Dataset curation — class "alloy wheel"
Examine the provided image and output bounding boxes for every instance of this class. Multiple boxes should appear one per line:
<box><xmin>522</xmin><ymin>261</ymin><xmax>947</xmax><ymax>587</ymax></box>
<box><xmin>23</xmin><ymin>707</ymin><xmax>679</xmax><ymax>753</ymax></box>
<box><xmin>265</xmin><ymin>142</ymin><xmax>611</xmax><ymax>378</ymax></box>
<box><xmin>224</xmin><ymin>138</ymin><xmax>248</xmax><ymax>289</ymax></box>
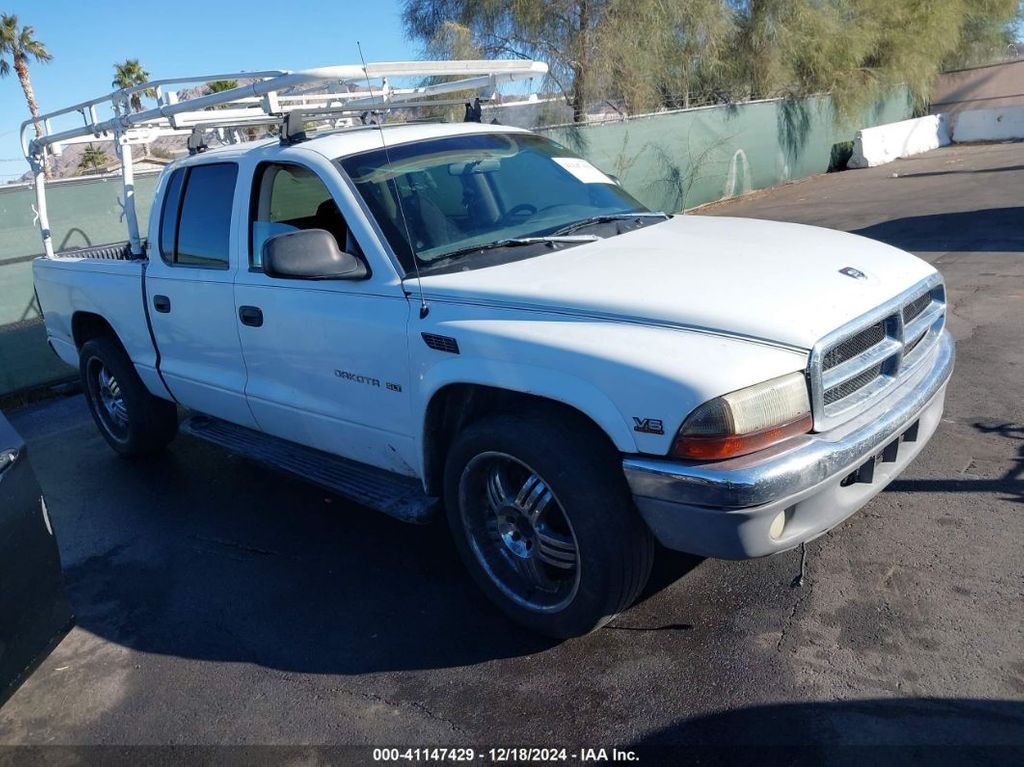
<box><xmin>459</xmin><ymin>452</ymin><xmax>581</xmax><ymax>613</ymax></box>
<box><xmin>89</xmin><ymin>359</ymin><xmax>129</xmax><ymax>441</ymax></box>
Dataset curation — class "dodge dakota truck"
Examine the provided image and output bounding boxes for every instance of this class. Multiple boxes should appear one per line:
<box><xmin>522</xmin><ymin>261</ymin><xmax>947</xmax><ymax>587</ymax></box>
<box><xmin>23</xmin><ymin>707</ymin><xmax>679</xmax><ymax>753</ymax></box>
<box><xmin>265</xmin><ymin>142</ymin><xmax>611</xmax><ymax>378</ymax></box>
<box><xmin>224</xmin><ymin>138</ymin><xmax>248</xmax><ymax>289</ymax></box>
<box><xmin>28</xmin><ymin>65</ymin><xmax>954</xmax><ymax>637</ymax></box>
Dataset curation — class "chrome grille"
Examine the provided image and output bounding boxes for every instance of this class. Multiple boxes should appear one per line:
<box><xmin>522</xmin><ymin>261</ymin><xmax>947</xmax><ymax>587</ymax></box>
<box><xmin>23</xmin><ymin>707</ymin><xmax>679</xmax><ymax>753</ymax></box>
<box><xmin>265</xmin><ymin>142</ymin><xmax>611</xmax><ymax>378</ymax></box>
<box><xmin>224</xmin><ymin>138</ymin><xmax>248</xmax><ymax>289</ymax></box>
<box><xmin>822</xmin><ymin>322</ymin><xmax>886</xmax><ymax>370</ymax></box>
<box><xmin>823</xmin><ymin>363</ymin><xmax>884</xmax><ymax>405</ymax></box>
<box><xmin>904</xmin><ymin>332</ymin><xmax>925</xmax><ymax>356</ymax></box>
<box><xmin>809</xmin><ymin>276</ymin><xmax>946</xmax><ymax>431</ymax></box>
<box><xmin>903</xmin><ymin>293</ymin><xmax>931</xmax><ymax>324</ymax></box>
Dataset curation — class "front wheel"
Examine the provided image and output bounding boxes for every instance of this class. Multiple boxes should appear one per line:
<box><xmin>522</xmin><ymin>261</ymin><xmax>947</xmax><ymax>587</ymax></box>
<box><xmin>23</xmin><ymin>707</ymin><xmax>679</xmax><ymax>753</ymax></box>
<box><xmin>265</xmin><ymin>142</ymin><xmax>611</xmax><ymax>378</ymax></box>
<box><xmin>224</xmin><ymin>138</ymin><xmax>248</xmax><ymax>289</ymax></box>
<box><xmin>80</xmin><ymin>336</ymin><xmax>178</xmax><ymax>457</ymax></box>
<box><xmin>444</xmin><ymin>409</ymin><xmax>654</xmax><ymax>637</ymax></box>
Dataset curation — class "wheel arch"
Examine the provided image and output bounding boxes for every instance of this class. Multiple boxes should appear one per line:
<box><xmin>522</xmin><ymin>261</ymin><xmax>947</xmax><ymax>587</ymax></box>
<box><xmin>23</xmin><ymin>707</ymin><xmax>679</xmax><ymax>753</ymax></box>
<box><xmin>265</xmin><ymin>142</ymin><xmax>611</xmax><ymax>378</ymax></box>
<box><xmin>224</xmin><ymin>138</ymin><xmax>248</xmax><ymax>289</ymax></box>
<box><xmin>70</xmin><ymin>310</ymin><xmax>173</xmax><ymax>402</ymax></box>
<box><xmin>71</xmin><ymin>311</ymin><xmax>122</xmax><ymax>351</ymax></box>
<box><xmin>420</xmin><ymin>379</ymin><xmax>635</xmax><ymax>497</ymax></box>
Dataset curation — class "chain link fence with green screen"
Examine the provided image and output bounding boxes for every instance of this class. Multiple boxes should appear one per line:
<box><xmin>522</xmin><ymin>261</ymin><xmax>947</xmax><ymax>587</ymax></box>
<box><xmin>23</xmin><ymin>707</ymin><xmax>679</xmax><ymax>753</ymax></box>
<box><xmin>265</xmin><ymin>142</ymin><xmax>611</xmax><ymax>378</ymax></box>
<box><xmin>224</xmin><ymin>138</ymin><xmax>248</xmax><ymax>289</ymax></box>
<box><xmin>0</xmin><ymin>173</ymin><xmax>160</xmax><ymax>396</ymax></box>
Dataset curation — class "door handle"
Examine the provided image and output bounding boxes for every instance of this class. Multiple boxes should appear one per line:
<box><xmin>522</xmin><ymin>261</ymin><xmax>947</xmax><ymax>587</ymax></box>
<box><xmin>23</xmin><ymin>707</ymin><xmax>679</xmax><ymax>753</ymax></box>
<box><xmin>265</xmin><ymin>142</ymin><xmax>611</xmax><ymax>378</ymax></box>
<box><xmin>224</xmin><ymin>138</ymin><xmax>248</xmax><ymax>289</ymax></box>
<box><xmin>153</xmin><ymin>295</ymin><xmax>171</xmax><ymax>313</ymax></box>
<box><xmin>238</xmin><ymin>305</ymin><xmax>264</xmax><ymax>327</ymax></box>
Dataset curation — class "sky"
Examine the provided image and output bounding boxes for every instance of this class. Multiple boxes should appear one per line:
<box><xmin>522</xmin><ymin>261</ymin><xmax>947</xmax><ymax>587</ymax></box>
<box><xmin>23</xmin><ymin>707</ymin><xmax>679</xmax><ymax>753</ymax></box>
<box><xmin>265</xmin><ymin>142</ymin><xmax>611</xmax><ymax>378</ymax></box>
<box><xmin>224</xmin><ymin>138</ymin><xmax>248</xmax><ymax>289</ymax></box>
<box><xmin>0</xmin><ymin>0</ymin><xmax>414</xmax><ymax>180</ymax></box>
<box><xmin>3</xmin><ymin>1</ymin><xmax>1021</xmax><ymax>180</ymax></box>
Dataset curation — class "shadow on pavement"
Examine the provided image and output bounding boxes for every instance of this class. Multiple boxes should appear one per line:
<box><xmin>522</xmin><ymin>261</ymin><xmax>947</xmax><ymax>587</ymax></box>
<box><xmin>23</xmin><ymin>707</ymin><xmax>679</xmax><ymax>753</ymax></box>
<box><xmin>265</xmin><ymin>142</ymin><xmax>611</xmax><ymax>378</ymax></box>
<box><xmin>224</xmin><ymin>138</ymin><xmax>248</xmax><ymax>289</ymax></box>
<box><xmin>629</xmin><ymin>697</ymin><xmax>1024</xmax><ymax>754</ymax></box>
<box><xmin>61</xmin><ymin>466</ymin><xmax>555</xmax><ymax>674</ymax></box>
<box><xmin>889</xmin><ymin>421</ymin><xmax>1023</xmax><ymax>504</ymax></box>
<box><xmin>853</xmin><ymin>207</ymin><xmax>1024</xmax><ymax>252</ymax></box>
<box><xmin>51</xmin><ymin>430</ymin><xmax>706</xmax><ymax>675</ymax></box>
<box><xmin>897</xmin><ymin>164</ymin><xmax>1024</xmax><ymax>179</ymax></box>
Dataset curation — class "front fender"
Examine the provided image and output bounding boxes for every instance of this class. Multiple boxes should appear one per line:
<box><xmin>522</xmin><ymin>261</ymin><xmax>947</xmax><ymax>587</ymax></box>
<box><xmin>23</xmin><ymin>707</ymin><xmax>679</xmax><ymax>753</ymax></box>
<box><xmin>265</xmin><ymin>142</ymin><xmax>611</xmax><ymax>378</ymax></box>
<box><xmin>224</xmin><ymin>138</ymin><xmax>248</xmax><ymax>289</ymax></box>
<box><xmin>410</xmin><ymin>309</ymin><xmax>810</xmax><ymax>472</ymax></box>
<box><xmin>418</xmin><ymin>356</ymin><xmax>639</xmax><ymax>452</ymax></box>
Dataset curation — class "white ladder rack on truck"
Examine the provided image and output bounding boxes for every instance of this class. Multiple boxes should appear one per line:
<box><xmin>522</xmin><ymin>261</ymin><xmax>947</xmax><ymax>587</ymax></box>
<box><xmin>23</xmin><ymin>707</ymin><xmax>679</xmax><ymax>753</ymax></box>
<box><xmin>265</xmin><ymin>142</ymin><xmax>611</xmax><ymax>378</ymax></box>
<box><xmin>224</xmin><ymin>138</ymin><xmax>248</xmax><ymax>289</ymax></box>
<box><xmin>21</xmin><ymin>59</ymin><xmax>548</xmax><ymax>259</ymax></box>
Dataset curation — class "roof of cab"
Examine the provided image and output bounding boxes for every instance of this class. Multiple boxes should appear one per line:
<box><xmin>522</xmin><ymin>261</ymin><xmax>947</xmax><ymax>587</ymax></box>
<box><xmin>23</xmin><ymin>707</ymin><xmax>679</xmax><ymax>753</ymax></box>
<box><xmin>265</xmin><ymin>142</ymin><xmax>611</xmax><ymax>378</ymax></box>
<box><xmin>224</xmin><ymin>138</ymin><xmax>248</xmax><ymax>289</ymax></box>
<box><xmin>304</xmin><ymin>121</ymin><xmax>531</xmax><ymax>160</ymax></box>
<box><xmin>182</xmin><ymin>121</ymin><xmax>531</xmax><ymax>165</ymax></box>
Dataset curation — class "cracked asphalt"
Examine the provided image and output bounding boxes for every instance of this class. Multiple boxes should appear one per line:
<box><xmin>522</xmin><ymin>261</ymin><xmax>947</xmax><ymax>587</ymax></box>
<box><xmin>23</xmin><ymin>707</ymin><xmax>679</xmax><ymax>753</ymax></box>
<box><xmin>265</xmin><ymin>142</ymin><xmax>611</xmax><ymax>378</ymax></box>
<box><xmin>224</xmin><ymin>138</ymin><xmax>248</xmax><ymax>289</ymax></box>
<box><xmin>0</xmin><ymin>142</ymin><xmax>1021</xmax><ymax>749</ymax></box>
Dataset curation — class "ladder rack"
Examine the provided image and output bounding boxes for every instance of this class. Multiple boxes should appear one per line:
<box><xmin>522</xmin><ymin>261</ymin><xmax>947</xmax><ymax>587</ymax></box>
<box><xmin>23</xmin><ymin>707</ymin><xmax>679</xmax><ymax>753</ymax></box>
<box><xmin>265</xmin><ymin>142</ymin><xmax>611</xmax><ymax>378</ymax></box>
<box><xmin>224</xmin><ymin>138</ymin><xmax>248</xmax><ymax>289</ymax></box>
<box><xmin>22</xmin><ymin>59</ymin><xmax>547</xmax><ymax>258</ymax></box>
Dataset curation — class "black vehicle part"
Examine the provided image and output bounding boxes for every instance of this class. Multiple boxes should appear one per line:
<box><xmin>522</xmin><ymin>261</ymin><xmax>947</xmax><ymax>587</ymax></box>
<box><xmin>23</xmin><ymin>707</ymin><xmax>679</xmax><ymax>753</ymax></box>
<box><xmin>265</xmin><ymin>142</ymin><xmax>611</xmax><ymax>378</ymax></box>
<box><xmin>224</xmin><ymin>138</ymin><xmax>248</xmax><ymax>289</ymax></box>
<box><xmin>181</xmin><ymin>415</ymin><xmax>438</xmax><ymax>524</ymax></box>
<box><xmin>79</xmin><ymin>336</ymin><xmax>178</xmax><ymax>456</ymax></box>
<box><xmin>0</xmin><ymin>413</ymin><xmax>73</xmax><ymax>708</ymax></box>
<box><xmin>444</xmin><ymin>407</ymin><xmax>654</xmax><ymax>637</ymax></box>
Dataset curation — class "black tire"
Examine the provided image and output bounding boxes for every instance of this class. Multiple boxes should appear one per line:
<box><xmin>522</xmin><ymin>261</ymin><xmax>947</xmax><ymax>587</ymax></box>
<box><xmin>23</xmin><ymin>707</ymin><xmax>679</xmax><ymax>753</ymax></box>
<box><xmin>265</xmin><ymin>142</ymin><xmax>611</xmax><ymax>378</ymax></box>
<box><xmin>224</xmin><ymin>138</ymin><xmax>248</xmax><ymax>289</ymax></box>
<box><xmin>444</xmin><ymin>407</ymin><xmax>654</xmax><ymax>638</ymax></box>
<box><xmin>80</xmin><ymin>336</ymin><xmax>178</xmax><ymax>457</ymax></box>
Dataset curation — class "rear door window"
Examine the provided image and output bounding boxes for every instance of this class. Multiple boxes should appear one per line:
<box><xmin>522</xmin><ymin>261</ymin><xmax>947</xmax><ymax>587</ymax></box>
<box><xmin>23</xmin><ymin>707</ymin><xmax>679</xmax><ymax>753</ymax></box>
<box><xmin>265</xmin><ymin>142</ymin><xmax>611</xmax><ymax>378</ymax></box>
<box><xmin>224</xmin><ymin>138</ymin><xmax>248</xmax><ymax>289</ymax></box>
<box><xmin>158</xmin><ymin>168</ymin><xmax>185</xmax><ymax>261</ymax></box>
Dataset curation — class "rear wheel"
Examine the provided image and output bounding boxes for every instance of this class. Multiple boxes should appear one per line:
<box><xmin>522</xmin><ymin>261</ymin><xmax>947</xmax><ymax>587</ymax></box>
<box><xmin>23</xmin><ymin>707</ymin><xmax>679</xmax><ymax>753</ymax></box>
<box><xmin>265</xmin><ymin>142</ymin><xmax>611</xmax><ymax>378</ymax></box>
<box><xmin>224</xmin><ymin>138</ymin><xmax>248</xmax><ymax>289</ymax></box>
<box><xmin>80</xmin><ymin>336</ymin><xmax>178</xmax><ymax>456</ymax></box>
<box><xmin>444</xmin><ymin>409</ymin><xmax>654</xmax><ymax>637</ymax></box>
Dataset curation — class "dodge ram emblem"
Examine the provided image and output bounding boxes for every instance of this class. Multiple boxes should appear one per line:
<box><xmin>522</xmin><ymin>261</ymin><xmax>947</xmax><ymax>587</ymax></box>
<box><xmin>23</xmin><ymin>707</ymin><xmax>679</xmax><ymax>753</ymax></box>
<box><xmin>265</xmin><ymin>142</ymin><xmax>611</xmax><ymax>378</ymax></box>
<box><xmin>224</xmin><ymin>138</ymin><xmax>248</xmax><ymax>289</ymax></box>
<box><xmin>839</xmin><ymin>266</ymin><xmax>868</xmax><ymax>280</ymax></box>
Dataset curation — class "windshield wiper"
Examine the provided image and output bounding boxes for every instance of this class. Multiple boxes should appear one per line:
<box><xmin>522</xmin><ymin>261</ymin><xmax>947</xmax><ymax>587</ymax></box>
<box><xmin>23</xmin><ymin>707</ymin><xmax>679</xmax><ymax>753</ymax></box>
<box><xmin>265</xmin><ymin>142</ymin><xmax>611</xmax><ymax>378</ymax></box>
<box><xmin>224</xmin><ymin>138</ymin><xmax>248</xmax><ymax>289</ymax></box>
<box><xmin>428</xmin><ymin>234</ymin><xmax>599</xmax><ymax>265</ymax></box>
<box><xmin>551</xmin><ymin>211</ymin><xmax>670</xmax><ymax>236</ymax></box>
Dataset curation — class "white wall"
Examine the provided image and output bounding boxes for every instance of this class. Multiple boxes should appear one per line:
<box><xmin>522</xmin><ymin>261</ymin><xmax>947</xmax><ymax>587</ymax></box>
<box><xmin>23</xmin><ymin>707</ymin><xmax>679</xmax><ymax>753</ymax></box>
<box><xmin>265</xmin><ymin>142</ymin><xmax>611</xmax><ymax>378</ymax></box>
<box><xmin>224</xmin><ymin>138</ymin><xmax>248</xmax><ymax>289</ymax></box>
<box><xmin>951</xmin><ymin>105</ymin><xmax>1024</xmax><ymax>142</ymax></box>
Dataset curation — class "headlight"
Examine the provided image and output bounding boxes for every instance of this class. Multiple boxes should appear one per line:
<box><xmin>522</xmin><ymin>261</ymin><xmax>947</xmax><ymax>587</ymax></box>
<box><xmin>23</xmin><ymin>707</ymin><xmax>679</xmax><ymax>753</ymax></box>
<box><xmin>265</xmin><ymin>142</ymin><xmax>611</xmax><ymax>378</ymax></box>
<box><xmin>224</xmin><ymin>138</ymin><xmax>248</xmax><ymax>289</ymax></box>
<box><xmin>671</xmin><ymin>372</ymin><xmax>812</xmax><ymax>460</ymax></box>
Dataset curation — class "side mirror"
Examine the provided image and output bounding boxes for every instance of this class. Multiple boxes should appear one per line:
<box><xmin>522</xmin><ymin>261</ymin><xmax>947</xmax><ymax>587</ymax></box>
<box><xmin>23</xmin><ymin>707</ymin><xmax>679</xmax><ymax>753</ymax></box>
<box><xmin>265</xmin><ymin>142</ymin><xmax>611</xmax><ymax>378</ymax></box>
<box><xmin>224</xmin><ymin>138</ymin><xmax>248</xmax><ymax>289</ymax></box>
<box><xmin>262</xmin><ymin>229</ymin><xmax>368</xmax><ymax>280</ymax></box>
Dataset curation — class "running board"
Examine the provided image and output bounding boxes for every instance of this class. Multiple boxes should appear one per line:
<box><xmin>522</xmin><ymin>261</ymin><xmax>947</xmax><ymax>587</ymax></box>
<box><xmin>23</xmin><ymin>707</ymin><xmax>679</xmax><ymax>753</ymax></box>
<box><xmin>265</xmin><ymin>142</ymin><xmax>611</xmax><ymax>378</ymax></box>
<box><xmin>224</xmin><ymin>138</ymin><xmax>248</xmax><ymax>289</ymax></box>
<box><xmin>181</xmin><ymin>415</ymin><xmax>437</xmax><ymax>524</ymax></box>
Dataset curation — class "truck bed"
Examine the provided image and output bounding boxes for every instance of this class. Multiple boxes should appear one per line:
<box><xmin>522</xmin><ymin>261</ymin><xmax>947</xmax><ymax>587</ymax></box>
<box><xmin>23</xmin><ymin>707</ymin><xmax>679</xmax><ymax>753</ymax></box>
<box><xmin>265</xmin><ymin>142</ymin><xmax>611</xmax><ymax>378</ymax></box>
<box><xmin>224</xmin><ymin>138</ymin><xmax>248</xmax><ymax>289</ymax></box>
<box><xmin>50</xmin><ymin>240</ymin><xmax>145</xmax><ymax>262</ymax></box>
<box><xmin>32</xmin><ymin>248</ymin><xmax>163</xmax><ymax>396</ymax></box>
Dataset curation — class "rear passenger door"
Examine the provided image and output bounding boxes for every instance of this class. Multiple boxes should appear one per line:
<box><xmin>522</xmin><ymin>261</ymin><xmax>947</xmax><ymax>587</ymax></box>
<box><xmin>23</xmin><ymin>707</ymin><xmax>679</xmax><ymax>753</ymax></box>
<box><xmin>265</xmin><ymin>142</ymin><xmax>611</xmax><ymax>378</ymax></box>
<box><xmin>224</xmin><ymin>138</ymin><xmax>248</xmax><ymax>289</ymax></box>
<box><xmin>145</xmin><ymin>161</ymin><xmax>258</xmax><ymax>428</ymax></box>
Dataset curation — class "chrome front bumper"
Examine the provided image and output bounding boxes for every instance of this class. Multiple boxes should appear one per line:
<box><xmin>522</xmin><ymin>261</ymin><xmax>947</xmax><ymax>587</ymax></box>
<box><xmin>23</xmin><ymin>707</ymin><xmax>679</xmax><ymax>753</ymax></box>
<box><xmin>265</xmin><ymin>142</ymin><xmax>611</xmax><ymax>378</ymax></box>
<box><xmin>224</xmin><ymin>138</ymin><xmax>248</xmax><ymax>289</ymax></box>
<box><xmin>623</xmin><ymin>330</ymin><xmax>955</xmax><ymax>559</ymax></box>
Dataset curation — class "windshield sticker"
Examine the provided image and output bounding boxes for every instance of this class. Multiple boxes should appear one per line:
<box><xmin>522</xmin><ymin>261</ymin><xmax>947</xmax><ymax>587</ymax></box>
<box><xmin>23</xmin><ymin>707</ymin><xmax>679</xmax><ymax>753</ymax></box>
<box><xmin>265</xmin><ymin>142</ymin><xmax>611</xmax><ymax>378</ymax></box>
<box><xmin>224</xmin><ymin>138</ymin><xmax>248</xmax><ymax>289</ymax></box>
<box><xmin>553</xmin><ymin>157</ymin><xmax>614</xmax><ymax>185</ymax></box>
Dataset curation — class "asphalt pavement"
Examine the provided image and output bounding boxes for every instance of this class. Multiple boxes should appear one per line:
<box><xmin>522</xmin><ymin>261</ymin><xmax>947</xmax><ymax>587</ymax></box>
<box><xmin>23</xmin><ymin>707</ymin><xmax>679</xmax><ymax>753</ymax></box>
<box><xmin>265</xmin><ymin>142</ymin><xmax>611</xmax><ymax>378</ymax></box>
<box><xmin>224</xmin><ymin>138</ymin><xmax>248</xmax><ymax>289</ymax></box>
<box><xmin>0</xmin><ymin>141</ymin><xmax>1021</xmax><ymax>752</ymax></box>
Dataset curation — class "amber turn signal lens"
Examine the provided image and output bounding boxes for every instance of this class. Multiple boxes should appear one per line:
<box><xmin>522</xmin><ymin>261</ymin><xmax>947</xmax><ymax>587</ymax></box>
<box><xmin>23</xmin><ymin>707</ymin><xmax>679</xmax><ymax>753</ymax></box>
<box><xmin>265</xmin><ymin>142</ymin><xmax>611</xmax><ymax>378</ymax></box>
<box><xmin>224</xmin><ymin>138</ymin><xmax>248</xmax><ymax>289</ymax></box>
<box><xmin>672</xmin><ymin>413</ymin><xmax>813</xmax><ymax>461</ymax></box>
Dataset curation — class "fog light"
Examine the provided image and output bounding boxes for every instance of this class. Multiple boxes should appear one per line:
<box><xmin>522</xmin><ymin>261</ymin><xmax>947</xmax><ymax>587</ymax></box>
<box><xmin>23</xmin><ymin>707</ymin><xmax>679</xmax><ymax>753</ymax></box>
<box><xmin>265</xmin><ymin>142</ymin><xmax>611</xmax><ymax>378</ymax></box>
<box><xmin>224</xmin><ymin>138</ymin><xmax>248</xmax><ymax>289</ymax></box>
<box><xmin>769</xmin><ymin>510</ymin><xmax>787</xmax><ymax>540</ymax></box>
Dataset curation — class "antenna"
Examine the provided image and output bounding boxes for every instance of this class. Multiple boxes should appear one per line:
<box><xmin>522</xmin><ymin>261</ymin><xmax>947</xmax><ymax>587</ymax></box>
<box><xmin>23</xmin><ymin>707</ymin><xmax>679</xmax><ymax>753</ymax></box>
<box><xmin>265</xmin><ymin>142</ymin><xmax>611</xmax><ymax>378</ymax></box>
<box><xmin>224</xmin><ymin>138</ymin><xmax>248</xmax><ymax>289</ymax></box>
<box><xmin>357</xmin><ymin>41</ymin><xmax>430</xmax><ymax>320</ymax></box>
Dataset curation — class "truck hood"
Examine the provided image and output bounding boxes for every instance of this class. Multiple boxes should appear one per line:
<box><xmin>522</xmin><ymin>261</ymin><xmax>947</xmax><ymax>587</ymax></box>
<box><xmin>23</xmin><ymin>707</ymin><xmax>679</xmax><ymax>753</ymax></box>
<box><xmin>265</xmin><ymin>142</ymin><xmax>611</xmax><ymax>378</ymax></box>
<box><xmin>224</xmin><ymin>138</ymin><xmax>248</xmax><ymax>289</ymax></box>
<box><xmin>414</xmin><ymin>215</ymin><xmax>937</xmax><ymax>350</ymax></box>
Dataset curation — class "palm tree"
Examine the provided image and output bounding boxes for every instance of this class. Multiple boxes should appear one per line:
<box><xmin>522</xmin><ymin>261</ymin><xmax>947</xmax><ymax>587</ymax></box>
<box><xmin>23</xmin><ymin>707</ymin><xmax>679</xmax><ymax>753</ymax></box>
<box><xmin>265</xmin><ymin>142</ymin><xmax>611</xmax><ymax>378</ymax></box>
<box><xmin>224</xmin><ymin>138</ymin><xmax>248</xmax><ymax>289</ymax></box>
<box><xmin>112</xmin><ymin>58</ymin><xmax>155</xmax><ymax>112</ymax></box>
<box><xmin>206</xmin><ymin>79</ymin><xmax>239</xmax><ymax>94</ymax></box>
<box><xmin>77</xmin><ymin>143</ymin><xmax>109</xmax><ymax>174</ymax></box>
<box><xmin>0</xmin><ymin>15</ymin><xmax>53</xmax><ymax>175</ymax></box>
<box><xmin>206</xmin><ymin>79</ymin><xmax>240</xmax><ymax>114</ymax></box>
<box><xmin>113</xmin><ymin>58</ymin><xmax>157</xmax><ymax>159</ymax></box>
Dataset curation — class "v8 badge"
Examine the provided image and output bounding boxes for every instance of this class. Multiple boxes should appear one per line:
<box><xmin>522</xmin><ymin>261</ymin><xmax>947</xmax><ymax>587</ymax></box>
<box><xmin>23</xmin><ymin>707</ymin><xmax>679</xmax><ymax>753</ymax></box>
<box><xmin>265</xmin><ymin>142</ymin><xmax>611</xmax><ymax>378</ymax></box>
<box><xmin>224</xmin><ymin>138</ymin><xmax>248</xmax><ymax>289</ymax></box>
<box><xmin>633</xmin><ymin>417</ymin><xmax>664</xmax><ymax>435</ymax></box>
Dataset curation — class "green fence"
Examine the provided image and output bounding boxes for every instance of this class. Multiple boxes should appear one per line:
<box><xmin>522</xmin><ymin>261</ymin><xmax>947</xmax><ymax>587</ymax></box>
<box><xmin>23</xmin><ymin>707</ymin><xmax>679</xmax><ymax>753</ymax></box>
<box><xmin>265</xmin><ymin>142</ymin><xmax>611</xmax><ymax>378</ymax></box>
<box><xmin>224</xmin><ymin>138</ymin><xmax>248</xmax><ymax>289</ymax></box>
<box><xmin>0</xmin><ymin>174</ymin><xmax>161</xmax><ymax>396</ymax></box>
<box><xmin>540</xmin><ymin>92</ymin><xmax>911</xmax><ymax>213</ymax></box>
<box><xmin>0</xmin><ymin>91</ymin><xmax>911</xmax><ymax>397</ymax></box>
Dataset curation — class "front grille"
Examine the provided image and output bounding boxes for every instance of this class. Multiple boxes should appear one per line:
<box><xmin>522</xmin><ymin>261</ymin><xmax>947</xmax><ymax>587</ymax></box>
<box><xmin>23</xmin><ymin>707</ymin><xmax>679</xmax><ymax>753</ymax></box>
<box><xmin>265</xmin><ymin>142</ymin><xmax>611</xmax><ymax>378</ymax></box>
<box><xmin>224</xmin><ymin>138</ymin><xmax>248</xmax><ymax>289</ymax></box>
<box><xmin>823</xmin><ymin>363</ymin><xmax>883</xmax><ymax>405</ymax></box>
<box><xmin>810</xmin><ymin>277</ymin><xmax>945</xmax><ymax>430</ymax></box>
<box><xmin>904</xmin><ymin>332</ymin><xmax>925</xmax><ymax>356</ymax></box>
<box><xmin>822</xmin><ymin>322</ymin><xmax>885</xmax><ymax>370</ymax></box>
<box><xmin>903</xmin><ymin>292</ymin><xmax>931</xmax><ymax>324</ymax></box>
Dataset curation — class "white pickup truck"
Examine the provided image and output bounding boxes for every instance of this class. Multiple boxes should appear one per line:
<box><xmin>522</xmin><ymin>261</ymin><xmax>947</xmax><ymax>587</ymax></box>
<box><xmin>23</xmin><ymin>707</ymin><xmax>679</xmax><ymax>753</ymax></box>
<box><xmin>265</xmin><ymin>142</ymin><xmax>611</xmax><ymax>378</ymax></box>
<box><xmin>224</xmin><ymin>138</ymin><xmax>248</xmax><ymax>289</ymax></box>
<box><xmin>28</xmin><ymin>65</ymin><xmax>953</xmax><ymax>637</ymax></box>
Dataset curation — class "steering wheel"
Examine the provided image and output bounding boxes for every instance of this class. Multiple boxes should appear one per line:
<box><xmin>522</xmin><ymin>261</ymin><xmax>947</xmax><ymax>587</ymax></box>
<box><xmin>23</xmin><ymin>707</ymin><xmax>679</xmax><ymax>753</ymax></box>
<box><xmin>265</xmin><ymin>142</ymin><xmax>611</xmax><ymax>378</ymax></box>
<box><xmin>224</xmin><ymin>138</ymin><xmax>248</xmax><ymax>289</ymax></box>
<box><xmin>501</xmin><ymin>203</ymin><xmax>538</xmax><ymax>224</ymax></box>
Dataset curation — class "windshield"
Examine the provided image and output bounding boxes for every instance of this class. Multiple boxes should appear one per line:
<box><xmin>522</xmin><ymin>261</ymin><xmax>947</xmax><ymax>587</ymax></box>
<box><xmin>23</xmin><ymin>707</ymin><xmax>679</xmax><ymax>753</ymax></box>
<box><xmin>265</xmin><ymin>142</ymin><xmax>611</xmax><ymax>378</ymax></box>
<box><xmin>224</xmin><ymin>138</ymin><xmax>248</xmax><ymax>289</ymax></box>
<box><xmin>337</xmin><ymin>132</ymin><xmax>650</xmax><ymax>273</ymax></box>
